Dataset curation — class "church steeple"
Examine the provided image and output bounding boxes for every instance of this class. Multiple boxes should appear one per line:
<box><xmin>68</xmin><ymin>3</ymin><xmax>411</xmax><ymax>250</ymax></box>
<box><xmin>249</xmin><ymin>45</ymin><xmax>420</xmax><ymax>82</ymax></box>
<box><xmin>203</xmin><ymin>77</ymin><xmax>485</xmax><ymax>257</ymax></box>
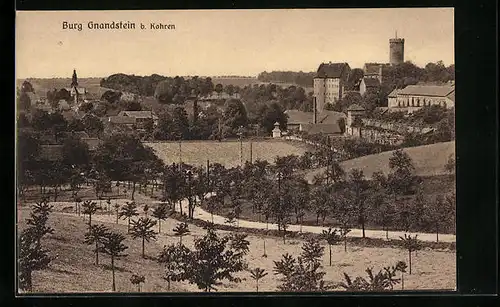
<box><xmin>71</xmin><ymin>69</ymin><xmax>78</xmax><ymax>87</ymax></box>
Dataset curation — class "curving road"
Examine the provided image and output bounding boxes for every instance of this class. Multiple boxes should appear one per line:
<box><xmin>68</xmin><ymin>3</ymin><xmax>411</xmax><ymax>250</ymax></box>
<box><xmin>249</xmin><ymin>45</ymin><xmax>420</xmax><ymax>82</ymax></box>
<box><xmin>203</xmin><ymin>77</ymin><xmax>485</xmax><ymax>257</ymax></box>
<box><xmin>172</xmin><ymin>195</ymin><xmax>456</xmax><ymax>243</ymax></box>
<box><xmin>38</xmin><ymin>192</ymin><xmax>456</xmax><ymax>243</ymax></box>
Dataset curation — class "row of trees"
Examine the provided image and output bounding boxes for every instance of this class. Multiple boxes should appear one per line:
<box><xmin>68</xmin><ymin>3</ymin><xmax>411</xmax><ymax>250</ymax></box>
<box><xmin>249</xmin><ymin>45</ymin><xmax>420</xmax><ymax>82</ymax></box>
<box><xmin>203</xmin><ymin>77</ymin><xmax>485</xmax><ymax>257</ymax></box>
<box><xmin>19</xmin><ymin>127</ymin><xmax>455</xmax><ymax>248</ymax></box>
<box><xmin>197</xmin><ymin>148</ymin><xmax>455</xmax><ymax>243</ymax></box>
<box><xmin>100</xmin><ymin>74</ymin><xmax>217</xmax><ymax>102</ymax></box>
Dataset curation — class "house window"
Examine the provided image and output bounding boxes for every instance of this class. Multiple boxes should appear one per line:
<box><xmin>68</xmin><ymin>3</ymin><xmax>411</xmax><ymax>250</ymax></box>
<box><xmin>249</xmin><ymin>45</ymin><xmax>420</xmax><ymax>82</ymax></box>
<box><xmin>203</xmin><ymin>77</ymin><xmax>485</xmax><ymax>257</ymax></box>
<box><xmin>443</xmin><ymin>101</ymin><xmax>447</xmax><ymax>108</ymax></box>
<box><xmin>398</xmin><ymin>101</ymin><xmax>401</xmax><ymax>107</ymax></box>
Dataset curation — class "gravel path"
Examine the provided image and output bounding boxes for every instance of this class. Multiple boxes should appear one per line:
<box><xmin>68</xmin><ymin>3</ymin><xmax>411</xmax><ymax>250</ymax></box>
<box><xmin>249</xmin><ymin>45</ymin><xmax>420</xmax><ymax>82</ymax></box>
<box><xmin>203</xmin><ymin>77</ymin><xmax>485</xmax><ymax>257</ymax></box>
<box><xmin>46</xmin><ymin>192</ymin><xmax>456</xmax><ymax>243</ymax></box>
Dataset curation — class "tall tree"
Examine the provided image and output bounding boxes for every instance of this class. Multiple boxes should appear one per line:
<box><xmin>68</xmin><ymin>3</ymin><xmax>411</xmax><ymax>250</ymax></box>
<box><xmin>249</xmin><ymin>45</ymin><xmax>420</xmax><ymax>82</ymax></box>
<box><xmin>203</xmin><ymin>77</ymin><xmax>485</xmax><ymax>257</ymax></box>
<box><xmin>172</xmin><ymin>222</ymin><xmax>190</xmax><ymax>245</ymax></box>
<box><xmin>169</xmin><ymin>228</ymin><xmax>249</xmax><ymax>292</ymax></box>
<box><xmin>18</xmin><ymin>229</ymin><xmax>51</xmax><ymax>292</ymax></box>
<box><xmin>321</xmin><ymin>228</ymin><xmax>342</xmax><ymax>266</ymax></box>
<box><xmin>273</xmin><ymin>238</ymin><xmax>327</xmax><ymax>292</ymax></box>
<box><xmin>151</xmin><ymin>204</ymin><xmax>169</xmax><ymax>233</ymax></box>
<box><xmin>249</xmin><ymin>267</ymin><xmax>268</xmax><ymax>292</ymax></box>
<box><xmin>222</xmin><ymin>99</ymin><xmax>248</xmax><ymax>136</ymax></box>
<box><xmin>81</xmin><ymin>201</ymin><xmax>100</xmax><ymax>229</ymax></box>
<box><xmin>84</xmin><ymin>224</ymin><xmax>109</xmax><ymax>265</ymax></box>
<box><xmin>101</xmin><ymin>232</ymin><xmax>128</xmax><ymax>292</ymax></box>
<box><xmin>119</xmin><ymin>201</ymin><xmax>139</xmax><ymax>233</ymax></box>
<box><xmin>399</xmin><ymin>234</ymin><xmax>421</xmax><ymax>274</ymax></box>
<box><xmin>388</xmin><ymin>149</ymin><xmax>419</xmax><ymax>196</ymax></box>
<box><xmin>157</xmin><ymin>243</ymin><xmax>191</xmax><ymax>291</ymax></box>
<box><xmin>349</xmin><ymin>169</ymin><xmax>369</xmax><ymax>238</ymax></box>
<box><xmin>129</xmin><ymin>217</ymin><xmax>157</xmax><ymax>258</ymax></box>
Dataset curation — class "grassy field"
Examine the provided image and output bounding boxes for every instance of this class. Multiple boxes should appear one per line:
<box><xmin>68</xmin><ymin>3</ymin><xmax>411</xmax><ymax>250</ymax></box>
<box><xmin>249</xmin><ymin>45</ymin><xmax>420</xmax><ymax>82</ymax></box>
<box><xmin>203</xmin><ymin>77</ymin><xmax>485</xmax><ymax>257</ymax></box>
<box><xmin>306</xmin><ymin>141</ymin><xmax>456</xmax><ymax>182</ymax></box>
<box><xmin>17</xmin><ymin>207</ymin><xmax>185</xmax><ymax>293</ymax></box>
<box><xmin>145</xmin><ymin>140</ymin><xmax>310</xmax><ymax>168</ymax></box>
<box><xmin>18</xmin><ymin>195</ymin><xmax>456</xmax><ymax>293</ymax></box>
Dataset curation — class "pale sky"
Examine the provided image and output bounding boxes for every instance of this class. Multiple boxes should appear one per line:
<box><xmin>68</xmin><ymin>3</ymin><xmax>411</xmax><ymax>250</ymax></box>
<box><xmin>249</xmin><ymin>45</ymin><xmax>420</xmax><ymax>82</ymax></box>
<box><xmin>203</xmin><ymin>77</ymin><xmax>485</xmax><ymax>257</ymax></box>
<box><xmin>16</xmin><ymin>8</ymin><xmax>454</xmax><ymax>79</ymax></box>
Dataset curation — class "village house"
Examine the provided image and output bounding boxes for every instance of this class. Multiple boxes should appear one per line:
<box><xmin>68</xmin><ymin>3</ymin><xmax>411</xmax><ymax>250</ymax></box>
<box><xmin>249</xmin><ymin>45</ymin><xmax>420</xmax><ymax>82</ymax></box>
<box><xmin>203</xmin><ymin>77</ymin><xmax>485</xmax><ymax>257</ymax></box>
<box><xmin>313</xmin><ymin>62</ymin><xmax>351</xmax><ymax>112</ymax></box>
<box><xmin>285</xmin><ymin>109</ymin><xmax>345</xmax><ymax>136</ymax></box>
<box><xmin>388</xmin><ymin>84</ymin><xmax>455</xmax><ymax>113</ymax></box>
<box><xmin>108</xmin><ymin>115</ymin><xmax>137</xmax><ymax>127</ymax></box>
<box><xmin>117</xmin><ymin>110</ymin><xmax>159</xmax><ymax>127</ymax></box>
<box><xmin>359</xmin><ymin>78</ymin><xmax>381</xmax><ymax>96</ymax></box>
<box><xmin>199</xmin><ymin>92</ymin><xmax>241</xmax><ymax>101</ymax></box>
<box><xmin>344</xmin><ymin>104</ymin><xmax>365</xmax><ymax>138</ymax></box>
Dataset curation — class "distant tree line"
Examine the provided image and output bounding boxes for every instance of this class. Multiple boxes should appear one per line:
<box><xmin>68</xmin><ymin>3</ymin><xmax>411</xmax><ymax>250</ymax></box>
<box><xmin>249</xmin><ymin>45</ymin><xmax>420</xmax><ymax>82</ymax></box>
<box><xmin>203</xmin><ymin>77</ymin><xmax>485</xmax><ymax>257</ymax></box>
<box><xmin>100</xmin><ymin>74</ymin><xmax>216</xmax><ymax>102</ymax></box>
<box><xmin>257</xmin><ymin>71</ymin><xmax>316</xmax><ymax>88</ymax></box>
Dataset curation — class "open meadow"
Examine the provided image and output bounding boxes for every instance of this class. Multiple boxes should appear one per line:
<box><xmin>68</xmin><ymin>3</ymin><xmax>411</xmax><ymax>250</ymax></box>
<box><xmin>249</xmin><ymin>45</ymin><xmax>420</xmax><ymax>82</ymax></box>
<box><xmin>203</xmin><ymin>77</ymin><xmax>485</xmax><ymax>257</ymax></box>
<box><xmin>306</xmin><ymin>141</ymin><xmax>456</xmax><ymax>182</ymax></box>
<box><xmin>144</xmin><ymin>140</ymin><xmax>310</xmax><ymax>168</ymax></box>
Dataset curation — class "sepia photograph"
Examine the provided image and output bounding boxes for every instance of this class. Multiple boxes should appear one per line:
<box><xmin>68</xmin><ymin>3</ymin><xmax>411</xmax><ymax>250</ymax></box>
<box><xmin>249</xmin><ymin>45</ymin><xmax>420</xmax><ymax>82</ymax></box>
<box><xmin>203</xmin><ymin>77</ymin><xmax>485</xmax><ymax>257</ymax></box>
<box><xmin>15</xmin><ymin>8</ymin><xmax>456</xmax><ymax>293</ymax></box>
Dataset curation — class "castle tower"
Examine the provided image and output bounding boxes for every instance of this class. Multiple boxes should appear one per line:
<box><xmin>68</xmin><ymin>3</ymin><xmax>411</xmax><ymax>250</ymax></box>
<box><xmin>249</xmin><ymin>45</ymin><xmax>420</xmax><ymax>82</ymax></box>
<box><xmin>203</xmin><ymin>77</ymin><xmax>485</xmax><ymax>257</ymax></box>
<box><xmin>389</xmin><ymin>32</ymin><xmax>405</xmax><ymax>66</ymax></box>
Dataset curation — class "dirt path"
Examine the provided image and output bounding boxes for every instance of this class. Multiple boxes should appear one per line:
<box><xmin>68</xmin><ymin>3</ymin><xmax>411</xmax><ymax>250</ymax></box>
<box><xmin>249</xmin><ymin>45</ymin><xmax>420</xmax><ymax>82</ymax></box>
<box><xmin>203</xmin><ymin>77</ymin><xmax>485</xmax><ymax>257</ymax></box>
<box><xmin>175</xmin><ymin>197</ymin><xmax>456</xmax><ymax>243</ymax></box>
<box><xmin>45</xmin><ymin>189</ymin><xmax>455</xmax><ymax>243</ymax></box>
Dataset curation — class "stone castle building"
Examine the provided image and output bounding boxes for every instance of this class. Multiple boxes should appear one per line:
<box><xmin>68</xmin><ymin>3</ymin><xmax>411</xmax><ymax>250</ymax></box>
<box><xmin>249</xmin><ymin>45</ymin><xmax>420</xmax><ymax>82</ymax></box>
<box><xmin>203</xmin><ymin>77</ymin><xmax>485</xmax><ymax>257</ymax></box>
<box><xmin>313</xmin><ymin>62</ymin><xmax>351</xmax><ymax>113</ymax></box>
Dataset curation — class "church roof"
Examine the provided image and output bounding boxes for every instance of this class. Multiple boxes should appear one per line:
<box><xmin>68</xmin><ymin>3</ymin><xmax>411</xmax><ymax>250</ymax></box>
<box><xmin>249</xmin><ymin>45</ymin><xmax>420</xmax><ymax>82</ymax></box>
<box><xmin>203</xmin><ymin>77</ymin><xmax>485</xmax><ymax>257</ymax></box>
<box><xmin>315</xmin><ymin>62</ymin><xmax>350</xmax><ymax>79</ymax></box>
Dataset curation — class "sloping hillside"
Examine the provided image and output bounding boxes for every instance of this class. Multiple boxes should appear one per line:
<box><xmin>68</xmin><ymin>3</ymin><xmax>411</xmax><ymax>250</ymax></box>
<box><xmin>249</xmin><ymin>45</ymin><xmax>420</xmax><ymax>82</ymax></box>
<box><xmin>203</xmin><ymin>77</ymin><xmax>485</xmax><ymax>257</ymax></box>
<box><xmin>306</xmin><ymin>141</ymin><xmax>455</xmax><ymax>182</ymax></box>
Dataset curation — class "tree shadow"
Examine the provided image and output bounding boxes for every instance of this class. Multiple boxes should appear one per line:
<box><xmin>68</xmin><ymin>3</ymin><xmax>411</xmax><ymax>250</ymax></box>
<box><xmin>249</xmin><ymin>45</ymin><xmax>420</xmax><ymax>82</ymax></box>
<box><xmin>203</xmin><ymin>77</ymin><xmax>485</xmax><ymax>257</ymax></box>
<box><xmin>101</xmin><ymin>264</ymin><xmax>131</xmax><ymax>273</ymax></box>
<box><xmin>47</xmin><ymin>267</ymin><xmax>79</xmax><ymax>275</ymax></box>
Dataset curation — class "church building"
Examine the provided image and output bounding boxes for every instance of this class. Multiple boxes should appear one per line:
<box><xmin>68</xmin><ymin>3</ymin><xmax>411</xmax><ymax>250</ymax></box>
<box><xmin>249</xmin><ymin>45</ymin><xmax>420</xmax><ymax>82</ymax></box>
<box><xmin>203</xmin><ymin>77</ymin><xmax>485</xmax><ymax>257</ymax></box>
<box><xmin>65</xmin><ymin>69</ymin><xmax>88</xmax><ymax>104</ymax></box>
